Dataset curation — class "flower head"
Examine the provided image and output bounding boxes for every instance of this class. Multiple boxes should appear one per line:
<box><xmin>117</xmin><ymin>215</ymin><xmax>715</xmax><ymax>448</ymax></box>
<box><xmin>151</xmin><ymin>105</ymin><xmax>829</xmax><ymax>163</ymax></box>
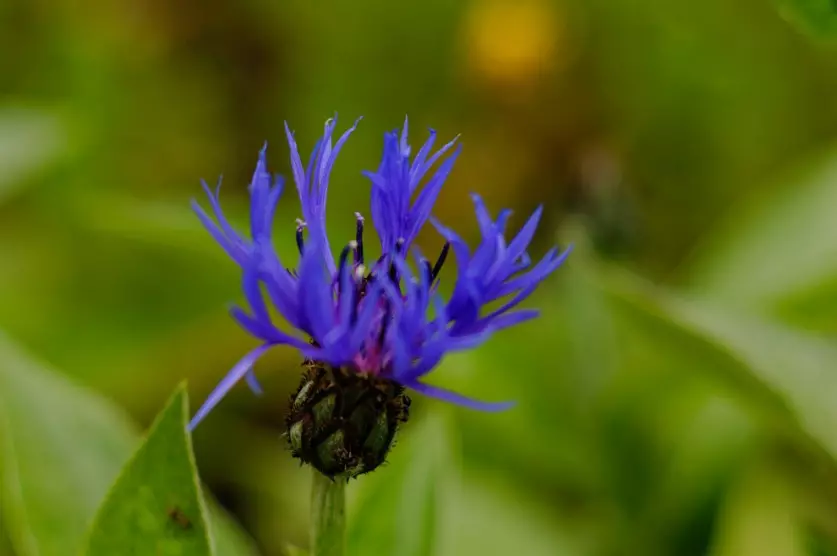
<box><xmin>190</xmin><ymin>116</ymin><xmax>569</xmax><ymax>475</ymax></box>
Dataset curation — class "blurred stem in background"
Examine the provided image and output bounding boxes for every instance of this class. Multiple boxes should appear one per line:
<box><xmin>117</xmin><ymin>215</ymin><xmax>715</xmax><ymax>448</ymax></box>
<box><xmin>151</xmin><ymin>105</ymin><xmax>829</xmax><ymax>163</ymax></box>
<box><xmin>311</xmin><ymin>471</ymin><xmax>345</xmax><ymax>556</ymax></box>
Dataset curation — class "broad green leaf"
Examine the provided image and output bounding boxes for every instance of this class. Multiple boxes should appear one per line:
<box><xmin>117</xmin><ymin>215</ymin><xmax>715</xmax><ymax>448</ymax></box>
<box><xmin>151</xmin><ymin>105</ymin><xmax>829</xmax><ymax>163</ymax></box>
<box><xmin>284</xmin><ymin>544</ymin><xmax>309</xmax><ymax>556</ymax></box>
<box><xmin>0</xmin><ymin>108</ymin><xmax>67</xmax><ymax>204</ymax></box>
<box><xmin>687</xmin><ymin>148</ymin><xmax>837</xmax><ymax>320</ymax></box>
<box><xmin>82</xmin><ymin>385</ymin><xmax>212</xmax><ymax>555</ymax></box>
<box><xmin>603</xmin><ymin>269</ymin><xmax>837</xmax><ymax>463</ymax></box>
<box><xmin>0</xmin><ymin>333</ymin><xmax>138</xmax><ymax>556</ymax></box>
<box><xmin>0</xmin><ymin>333</ymin><xmax>258</xmax><ymax>556</ymax></box>
<box><xmin>347</xmin><ymin>411</ymin><xmax>451</xmax><ymax>556</ymax></box>
<box><xmin>775</xmin><ymin>0</ymin><xmax>837</xmax><ymax>40</ymax></box>
<box><xmin>664</xmin><ymin>296</ymin><xmax>837</xmax><ymax>459</ymax></box>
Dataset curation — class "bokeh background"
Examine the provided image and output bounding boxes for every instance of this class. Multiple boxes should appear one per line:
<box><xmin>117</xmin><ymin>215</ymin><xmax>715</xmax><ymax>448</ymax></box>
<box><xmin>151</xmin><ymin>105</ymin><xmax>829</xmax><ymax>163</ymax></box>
<box><xmin>4</xmin><ymin>0</ymin><xmax>837</xmax><ymax>555</ymax></box>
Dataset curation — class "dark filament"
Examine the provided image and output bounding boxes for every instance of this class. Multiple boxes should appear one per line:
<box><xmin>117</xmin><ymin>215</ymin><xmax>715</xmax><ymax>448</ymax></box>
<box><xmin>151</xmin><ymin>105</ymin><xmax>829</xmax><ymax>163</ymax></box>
<box><xmin>431</xmin><ymin>242</ymin><xmax>450</xmax><ymax>281</ymax></box>
<box><xmin>355</xmin><ymin>213</ymin><xmax>365</xmax><ymax>264</ymax></box>
<box><xmin>338</xmin><ymin>242</ymin><xmax>353</xmax><ymax>274</ymax></box>
<box><xmin>377</xmin><ymin>303</ymin><xmax>391</xmax><ymax>348</ymax></box>
<box><xmin>290</xmin><ymin>220</ymin><xmax>451</xmax><ymax>351</ymax></box>
<box><xmin>336</xmin><ymin>242</ymin><xmax>354</xmax><ymax>299</ymax></box>
<box><xmin>295</xmin><ymin>220</ymin><xmax>305</xmax><ymax>254</ymax></box>
<box><xmin>349</xmin><ymin>281</ymin><xmax>361</xmax><ymax>327</ymax></box>
<box><xmin>388</xmin><ymin>238</ymin><xmax>405</xmax><ymax>284</ymax></box>
<box><xmin>422</xmin><ymin>259</ymin><xmax>433</xmax><ymax>281</ymax></box>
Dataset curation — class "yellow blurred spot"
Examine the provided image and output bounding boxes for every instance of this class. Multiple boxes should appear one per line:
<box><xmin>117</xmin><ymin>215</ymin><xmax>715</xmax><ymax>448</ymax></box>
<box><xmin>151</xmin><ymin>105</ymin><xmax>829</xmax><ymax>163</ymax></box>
<box><xmin>428</xmin><ymin>126</ymin><xmax>538</xmax><ymax>238</ymax></box>
<box><xmin>464</xmin><ymin>0</ymin><xmax>566</xmax><ymax>90</ymax></box>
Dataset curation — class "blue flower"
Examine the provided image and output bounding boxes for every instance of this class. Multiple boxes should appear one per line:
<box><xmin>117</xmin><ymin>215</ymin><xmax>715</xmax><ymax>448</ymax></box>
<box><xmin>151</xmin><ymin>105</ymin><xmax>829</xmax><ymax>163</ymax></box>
<box><xmin>189</xmin><ymin>116</ymin><xmax>570</xmax><ymax>430</ymax></box>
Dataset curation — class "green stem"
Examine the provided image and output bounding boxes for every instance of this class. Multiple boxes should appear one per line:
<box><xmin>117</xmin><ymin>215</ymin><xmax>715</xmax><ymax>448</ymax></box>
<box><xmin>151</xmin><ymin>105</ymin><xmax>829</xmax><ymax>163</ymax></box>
<box><xmin>310</xmin><ymin>471</ymin><xmax>346</xmax><ymax>556</ymax></box>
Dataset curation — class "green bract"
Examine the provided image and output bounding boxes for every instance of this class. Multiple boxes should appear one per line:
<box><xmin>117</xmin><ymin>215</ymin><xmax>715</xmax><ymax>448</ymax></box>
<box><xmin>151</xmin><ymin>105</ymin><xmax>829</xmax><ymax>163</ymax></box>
<box><xmin>287</xmin><ymin>363</ymin><xmax>410</xmax><ymax>479</ymax></box>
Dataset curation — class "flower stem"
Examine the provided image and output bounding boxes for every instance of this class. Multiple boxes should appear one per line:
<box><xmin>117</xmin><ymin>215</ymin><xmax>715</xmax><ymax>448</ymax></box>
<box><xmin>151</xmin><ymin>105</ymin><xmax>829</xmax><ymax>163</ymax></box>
<box><xmin>310</xmin><ymin>471</ymin><xmax>346</xmax><ymax>556</ymax></box>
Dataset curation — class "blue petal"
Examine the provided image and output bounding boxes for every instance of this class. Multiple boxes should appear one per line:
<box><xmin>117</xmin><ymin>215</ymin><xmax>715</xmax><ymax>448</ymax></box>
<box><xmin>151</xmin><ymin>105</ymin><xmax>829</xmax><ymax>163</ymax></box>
<box><xmin>485</xmin><ymin>309</ymin><xmax>540</xmax><ymax>332</ymax></box>
<box><xmin>390</xmin><ymin>326</ymin><xmax>411</xmax><ymax>379</ymax></box>
<box><xmin>260</xmin><ymin>174</ymin><xmax>285</xmax><ymax>243</ymax></box>
<box><xmin>405</xmin><ymin>381</ymin><xmax>515</xmax><ymax>412</ymax></box>
<box><xmin>188</xmin><ymin>344</ymin><xmax>274</xmax><ymax>430</ymax></box>
<box><xmin>470</xmin><ymin>193</ymin><xmax>495</xmax><ymax>236</ymax></box>
<box><xmin>249</xmin><ymin>145</ymin><xmax>271</xmax><ymax>240</ymax></box>
<box><xmin>297</xmin><ymin>237</ymin><xmax>334</xmax><ymax>341</ymax></box>
<box><xmin>284</xmin><ymin>122</ymin><xmax>308</xmax><ymax>209</ymax></box>
<box><xmin>412</xmin><ymin>134</ymin><xmax>459</xmax><ymax>191</ymax></box>
<box><xmin>492</xmin><ymin>245</ymin><xmax>572</xmax><ymax>301</ymax></box>
<box><xmin>229</xmin><ymin>306</ymin><xmax>308</xmax><ymax>348</ymax></box>
<box><xmin>366</xmin><ymin>124</ymin><xmax>460</xmax><ymax>253</ymax></box>
<box><xmin>245</xmin><ymin>369</ymin><xmax>264</xmax><ymax>396</ymax></box>
<box><xmin>241</xmin><ymin>253</ymin><xmax>305</xmax><ymax>340</ymax></box>
<box><xmin>191</xmin><ymin>199</ymin><xmax>247</xmax><ymax>265</ymax></box>
<box><xmin>408</xmin><ymin>129</ymin><xmax>436</xmax><ymax>188</ymax></box>
<box><xmin>399</xmin><ymin>115</ymin><xmax>411</xmax><ymax>157</ymax></box>
<box><xmin>505</xmin><ymin>204</ymin><xmax>543</xmax><ymax>263</ymax></box>
<box><xmin>405</xmin><ymin>144</ymin><xmax>461</xmax><ymax>244</ymax></box>
<box><xmin>349</xmin><ymin>281</ymin><xmax>384</xmax><ymax>352</ymax></box>
<box><xmin>201</xmin><ymin>178</ymin><xmax>240</xmax><ymax>243</ymax></box>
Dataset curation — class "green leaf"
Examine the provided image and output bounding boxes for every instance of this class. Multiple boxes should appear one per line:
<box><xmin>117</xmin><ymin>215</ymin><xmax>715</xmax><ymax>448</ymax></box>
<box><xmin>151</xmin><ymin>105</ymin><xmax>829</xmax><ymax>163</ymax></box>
<box><xmin>687</xmin><ymin>148</ymin><xmax>837</xmax><ymax>321</ymax></box>
<box><xmin>662</xmin><ymin>296</ymin><xmax>837</xmax><ymax>460</ymax></box>
<box><xmin>0</xmin><ymin>333</ymin><xmax>138</xmax><ymax>556</ymax></box>
<box><xmin>0</xmin><ymin>333</ymin><xmax>258</xmax><ymax>556</ymax></box>
<box><xmin>603</xmin><ymin>269</ymin><xmax>837</xmax><ymax>463</ymax></box>
<box><xmin>775</xmin><ymin>0</ymin><xmax>837</xmax><ymax>40</ymax></box>
<box><xmin>82</xmin><ymin>385</ymin><xmax>212</xmax><ymax>555</ymax></box>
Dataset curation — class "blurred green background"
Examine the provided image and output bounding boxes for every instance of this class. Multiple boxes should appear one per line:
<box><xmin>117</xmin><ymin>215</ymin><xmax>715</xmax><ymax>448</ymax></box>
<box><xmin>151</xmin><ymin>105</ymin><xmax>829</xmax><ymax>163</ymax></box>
<box><xmin>4</xmin><ymin>0</ymin><xmax>837</xmax><ymax>554</ymax></box>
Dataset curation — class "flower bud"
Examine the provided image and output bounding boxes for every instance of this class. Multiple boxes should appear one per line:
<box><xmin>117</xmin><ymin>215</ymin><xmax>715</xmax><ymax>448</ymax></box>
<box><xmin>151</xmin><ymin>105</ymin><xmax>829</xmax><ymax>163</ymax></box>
<box><xmin>286</xmin><ymin>362</ymin><xmax>411</xmax><ymax>479</ymax></box>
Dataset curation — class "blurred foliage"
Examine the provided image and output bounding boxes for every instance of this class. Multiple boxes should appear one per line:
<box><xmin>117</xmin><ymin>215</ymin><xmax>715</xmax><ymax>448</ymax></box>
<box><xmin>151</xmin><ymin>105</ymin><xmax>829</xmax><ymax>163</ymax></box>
<box><xmin>775</xmin><ymin>0</ymin><xmax>837</xmax><ymax>40</ymax></box>
<box><xmin>4</xmin><ymin>0</ymin><xmax>837</xmax><ymax>554</ymax></box>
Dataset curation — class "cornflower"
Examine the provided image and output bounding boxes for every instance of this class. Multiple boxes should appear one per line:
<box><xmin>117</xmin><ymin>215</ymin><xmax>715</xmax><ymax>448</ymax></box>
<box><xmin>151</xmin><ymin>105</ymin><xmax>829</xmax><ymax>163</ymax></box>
<box><xmin>190</xmin><ymin>116</ymin><xmax>569</xmax><ymax>478</ymax></box>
